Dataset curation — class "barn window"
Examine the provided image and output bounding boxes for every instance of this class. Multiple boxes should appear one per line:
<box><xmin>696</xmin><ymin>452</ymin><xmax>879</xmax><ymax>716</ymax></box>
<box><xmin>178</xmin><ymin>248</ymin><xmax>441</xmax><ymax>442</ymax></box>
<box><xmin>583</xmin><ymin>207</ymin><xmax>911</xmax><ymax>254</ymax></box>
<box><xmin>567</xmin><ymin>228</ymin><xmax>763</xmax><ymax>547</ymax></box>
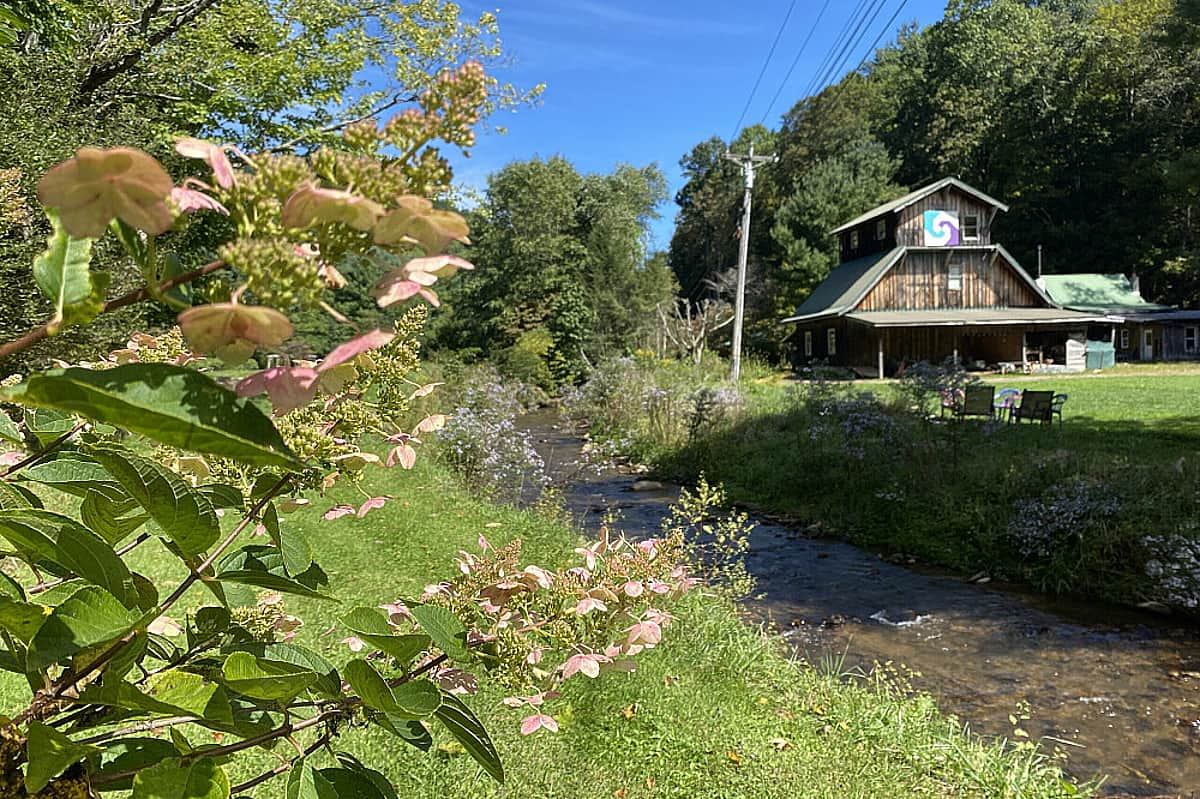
<box><xmin>849</xmin><ymin>231</ymin><xmax>859</xmax><ymax>250</ymax></box>
<box><xmin>948</xmin><ymin>261</ymin><xmax>963</xmax><ymax>292</ymax></box>
<box><xmin>875</xmin><ymin>219</ymin><xmax>887</xmax><ymax>241</ymax></box>
<box><xmin>1120</xmin><ymin>329</ymin><xmax>1130</xmax><ymax>349</ymax></box>
<box><xmin>1187</xmin><ymin>327</ymin><xmax>1198</xmax><ymax>352</ymax></box>
<box><xmin>962</xmin><ymin>214</ymin><xmax>979</xmax><ymax>241</ymax></box>
<box><xmin>827</xmin><ymin>328</ymin><xmax>837</xmax><ymax>356</ymax></box>
<box><xmin>804</xmin><ymin>330</ymin><xmax>813</xmax><ymax>357</ymax></box>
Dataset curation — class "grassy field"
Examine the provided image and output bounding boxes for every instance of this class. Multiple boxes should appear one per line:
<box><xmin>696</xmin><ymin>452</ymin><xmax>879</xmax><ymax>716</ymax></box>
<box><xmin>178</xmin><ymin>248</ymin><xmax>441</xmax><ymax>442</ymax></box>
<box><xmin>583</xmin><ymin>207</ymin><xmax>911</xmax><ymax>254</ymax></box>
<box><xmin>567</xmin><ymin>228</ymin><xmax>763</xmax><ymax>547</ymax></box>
<box><xmin>1</xmin><ymin>458</ymin><xmax>1090</xmax><ymax>797</ymax></box>
<box><xmin>574</xmin><ymin>360</ymin><xmax>1200</xmax><ymax>606</ymax></box>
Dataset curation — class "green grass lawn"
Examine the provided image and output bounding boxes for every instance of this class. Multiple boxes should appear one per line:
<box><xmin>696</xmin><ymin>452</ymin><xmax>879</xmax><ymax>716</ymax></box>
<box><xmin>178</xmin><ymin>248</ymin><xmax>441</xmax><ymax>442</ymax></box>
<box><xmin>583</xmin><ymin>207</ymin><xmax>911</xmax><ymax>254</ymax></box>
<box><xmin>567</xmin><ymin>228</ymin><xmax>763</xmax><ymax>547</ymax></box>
<box><xmin>0</xmin><ymin>458</ymin><xmax>1091</xmax><ymax>798</ymax></box>
<box><xmin>591</xmin><ymin>362</ymin><xmax>1200</xmax><ymax>605</ymax></box>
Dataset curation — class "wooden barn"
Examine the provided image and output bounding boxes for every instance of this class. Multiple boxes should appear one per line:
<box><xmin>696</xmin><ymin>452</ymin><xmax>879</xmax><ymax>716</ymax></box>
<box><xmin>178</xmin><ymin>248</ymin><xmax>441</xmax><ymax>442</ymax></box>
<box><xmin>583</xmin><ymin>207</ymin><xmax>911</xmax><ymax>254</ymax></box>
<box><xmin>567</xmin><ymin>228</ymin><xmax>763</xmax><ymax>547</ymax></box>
<box><xmin>783</xmin><ymin>178</ymin><xmax>1110</xmax><ymax>375</ymax></box>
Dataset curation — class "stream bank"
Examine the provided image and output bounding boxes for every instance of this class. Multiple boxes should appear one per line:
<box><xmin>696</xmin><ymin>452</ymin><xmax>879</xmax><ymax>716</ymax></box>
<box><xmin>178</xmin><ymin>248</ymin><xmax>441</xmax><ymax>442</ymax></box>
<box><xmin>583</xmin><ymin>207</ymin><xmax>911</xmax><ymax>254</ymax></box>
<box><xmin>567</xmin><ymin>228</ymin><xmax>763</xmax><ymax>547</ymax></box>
<box><xmin>524</xmin><ymin>410</ymin><xmax>1200</xmax><ymax>798</ymax></box>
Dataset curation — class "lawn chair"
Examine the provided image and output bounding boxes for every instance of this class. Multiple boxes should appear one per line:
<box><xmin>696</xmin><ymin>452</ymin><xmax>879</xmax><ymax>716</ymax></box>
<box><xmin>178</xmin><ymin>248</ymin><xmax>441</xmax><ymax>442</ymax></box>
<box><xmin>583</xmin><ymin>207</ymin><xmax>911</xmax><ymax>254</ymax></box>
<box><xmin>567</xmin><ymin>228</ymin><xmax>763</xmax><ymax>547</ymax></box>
<box><xmin>1010</xmin><ymin>390</ymin><xmax>1055</xmax><ymax>425</ymax></box>
<box><xmin>939</xmin><ymin>387</ymin><xmax>964</xmax><ymax>418</ymax></box>
<box><xmin>958</xmin><ymin>385</ymin><xmax>996</xmax><ymax>419</ymax></box>
<box><xmin>994</xmin><ymin>388</ymin><xmax>1020</xmax><ymax>421</ymax></box>
<box><xmin>1050</xmin><ymin>393</ymin><xmax>1068</xmax><ymax>428</ymax></box>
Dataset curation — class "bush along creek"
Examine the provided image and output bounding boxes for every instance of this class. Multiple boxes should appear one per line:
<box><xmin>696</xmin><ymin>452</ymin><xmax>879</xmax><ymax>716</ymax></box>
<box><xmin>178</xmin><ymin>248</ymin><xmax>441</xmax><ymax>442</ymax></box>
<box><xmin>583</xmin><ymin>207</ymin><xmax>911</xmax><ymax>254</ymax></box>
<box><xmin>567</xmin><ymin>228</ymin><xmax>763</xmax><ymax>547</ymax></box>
<box><xmin>557</xmin><ymin>354</ymin><xmax>1200</xmax><ymax>796</ymax></box>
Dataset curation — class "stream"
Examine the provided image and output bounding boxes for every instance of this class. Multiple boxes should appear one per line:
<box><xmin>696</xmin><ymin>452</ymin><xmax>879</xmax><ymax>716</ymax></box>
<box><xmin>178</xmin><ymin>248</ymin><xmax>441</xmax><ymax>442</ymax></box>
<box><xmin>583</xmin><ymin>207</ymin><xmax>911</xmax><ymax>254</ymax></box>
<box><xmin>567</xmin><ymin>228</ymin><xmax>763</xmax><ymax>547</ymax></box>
<box><xmin>523</xmin><ymin>410</ymin><xmax>1200</xmax><ymax>798</ymax></box>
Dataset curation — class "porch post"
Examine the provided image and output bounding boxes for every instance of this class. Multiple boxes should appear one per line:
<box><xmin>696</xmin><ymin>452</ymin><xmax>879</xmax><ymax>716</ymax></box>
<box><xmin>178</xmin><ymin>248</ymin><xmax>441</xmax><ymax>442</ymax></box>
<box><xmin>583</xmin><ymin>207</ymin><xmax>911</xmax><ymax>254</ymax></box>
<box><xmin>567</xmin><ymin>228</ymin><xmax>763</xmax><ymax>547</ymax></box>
<box><xmin>1021</xmin><ymin>331</ymin><xmax>1028</xmax><ymax>369</ymax></box>
<box><xmin>877</xmin><ymin>332</ymin><xmax>885</xmax><ymax>380</ymax></box>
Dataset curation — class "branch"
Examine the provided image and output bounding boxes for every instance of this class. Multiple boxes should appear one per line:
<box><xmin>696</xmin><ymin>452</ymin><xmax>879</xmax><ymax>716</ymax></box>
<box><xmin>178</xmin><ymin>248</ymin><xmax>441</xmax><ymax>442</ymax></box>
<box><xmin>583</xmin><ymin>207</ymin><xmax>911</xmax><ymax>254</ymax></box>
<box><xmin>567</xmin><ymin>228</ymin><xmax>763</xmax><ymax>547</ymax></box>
<box><xmin>90</xmin><ymin>708</ymin><xmax>342</xmax><ymax>787</ymax></box>
<box><xmin>229</xmin><ymin>727</ymin><xmax>335</xmax><ymax>794</ymax></box>
<box><xmin>0</xmin><ymin>259</ymin><xmax>226</xmax><ymax>363</ymax></box>
<box><xmin>75</xmin><ymin>0</ymin><xmax>223</xmax><ymax>104</ymax></box>
<box><xmin>0</xmin><ymin>421</ymin><xmax>86</xmax><ymax>480</ymax></box>
<box><xmin>270</xmin><ymin>90</ymin><xmax>419</xmax><ymax>153</ymax></box>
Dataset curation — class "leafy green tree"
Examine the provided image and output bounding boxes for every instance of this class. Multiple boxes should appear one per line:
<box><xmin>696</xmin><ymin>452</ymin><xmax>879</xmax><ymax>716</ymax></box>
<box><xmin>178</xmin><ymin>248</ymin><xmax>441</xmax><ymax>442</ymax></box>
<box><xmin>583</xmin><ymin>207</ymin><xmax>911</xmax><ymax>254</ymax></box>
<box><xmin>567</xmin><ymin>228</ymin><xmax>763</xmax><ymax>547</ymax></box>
<box><xmin>434</xmin><ymin>156</ymin><xmax>670</xmax><ymax>382</ymax></box>
<box><xmin>771</xmin><ymin>139</ymin><xmax>902</xmax><ymax>314</ymax></box>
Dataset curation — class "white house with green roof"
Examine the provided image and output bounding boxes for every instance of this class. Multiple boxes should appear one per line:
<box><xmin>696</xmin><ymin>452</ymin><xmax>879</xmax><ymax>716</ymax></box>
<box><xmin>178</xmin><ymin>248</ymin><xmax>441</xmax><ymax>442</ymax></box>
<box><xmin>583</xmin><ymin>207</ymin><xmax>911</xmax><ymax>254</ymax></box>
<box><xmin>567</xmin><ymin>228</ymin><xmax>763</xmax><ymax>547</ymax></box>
<box><xmin>783</xmin><ymin>178</ymin><xmax>1111</xmax><ymax>375</ymax></box>
<box><xmin>1040</xmin><ymin>273</ymin><xmax>1200</xmax><ymax>361</ymax></box>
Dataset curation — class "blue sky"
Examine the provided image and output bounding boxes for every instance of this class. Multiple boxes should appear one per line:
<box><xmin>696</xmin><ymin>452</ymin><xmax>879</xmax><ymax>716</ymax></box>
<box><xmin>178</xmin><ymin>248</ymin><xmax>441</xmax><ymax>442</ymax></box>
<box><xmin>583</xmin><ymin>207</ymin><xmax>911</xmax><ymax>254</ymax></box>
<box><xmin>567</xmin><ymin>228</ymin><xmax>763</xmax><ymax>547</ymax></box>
<box><xmin>448</xmin><ymin>0</ymin><xmax>951</xmax><ymax>250</ymax></box>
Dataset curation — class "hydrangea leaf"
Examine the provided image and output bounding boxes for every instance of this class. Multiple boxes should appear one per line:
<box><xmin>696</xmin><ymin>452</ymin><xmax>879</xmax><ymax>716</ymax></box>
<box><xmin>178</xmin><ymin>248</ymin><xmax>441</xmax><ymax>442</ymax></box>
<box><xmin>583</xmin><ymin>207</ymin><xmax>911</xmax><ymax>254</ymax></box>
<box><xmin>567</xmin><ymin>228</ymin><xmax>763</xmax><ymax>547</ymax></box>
<box><xmin>2</xmin><ymin>363</ymin><xmax>303</xmax><ymax>470</ymax></box>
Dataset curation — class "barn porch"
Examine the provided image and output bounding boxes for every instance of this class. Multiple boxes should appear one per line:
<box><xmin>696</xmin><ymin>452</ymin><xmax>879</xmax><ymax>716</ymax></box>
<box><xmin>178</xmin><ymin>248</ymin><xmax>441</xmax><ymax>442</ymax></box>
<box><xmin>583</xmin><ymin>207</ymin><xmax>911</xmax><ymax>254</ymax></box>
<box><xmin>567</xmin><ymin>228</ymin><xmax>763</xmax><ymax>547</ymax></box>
<box><xmin>795</xmin><ymin>308</ymin><xmax>1111</xmax><ymax>377</ymax></box>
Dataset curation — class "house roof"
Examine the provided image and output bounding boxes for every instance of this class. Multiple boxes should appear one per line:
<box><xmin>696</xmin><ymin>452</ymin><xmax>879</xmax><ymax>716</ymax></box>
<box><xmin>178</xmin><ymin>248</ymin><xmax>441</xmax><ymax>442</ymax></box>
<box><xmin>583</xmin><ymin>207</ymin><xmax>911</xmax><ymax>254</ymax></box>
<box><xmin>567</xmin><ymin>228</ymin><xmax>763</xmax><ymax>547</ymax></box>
<box><xmin>846</xmin><ymin>308</ymin><xmax>1109</xmax><ymax>328</ymax></box>
<box><xmin>781</xmin><ymin>244</ymin><xmax>1056</xmax><ymax>325</ymax></box>
<box><xmin>830</xmin><ymin>178</ymin><xmax>1011</xmax><ymax>235</ymax></box>
<box><xmin>1038</xmin><ymin>273</ymin><xmax>1171</xmax><ymax>314</ymax></box>
<box><xmin>781</xmin><ymin>248</ymin><xmax>905</xmax><ymax>324</ymax></box>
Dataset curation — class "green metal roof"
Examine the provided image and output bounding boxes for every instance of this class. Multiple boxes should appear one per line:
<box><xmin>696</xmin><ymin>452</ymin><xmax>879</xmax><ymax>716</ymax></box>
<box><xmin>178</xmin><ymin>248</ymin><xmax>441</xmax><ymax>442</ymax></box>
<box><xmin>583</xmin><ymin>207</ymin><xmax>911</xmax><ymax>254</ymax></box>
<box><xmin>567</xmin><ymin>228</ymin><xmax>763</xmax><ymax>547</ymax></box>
<box><xmin>1039</xmin><ymin>274</ymin><xmax>1171</xmax><ymax>314</ymax></box>
<box><xmin>782</xmin><ymin>248</ymin><xmax>905</xmax><ymax>323</ymax></box>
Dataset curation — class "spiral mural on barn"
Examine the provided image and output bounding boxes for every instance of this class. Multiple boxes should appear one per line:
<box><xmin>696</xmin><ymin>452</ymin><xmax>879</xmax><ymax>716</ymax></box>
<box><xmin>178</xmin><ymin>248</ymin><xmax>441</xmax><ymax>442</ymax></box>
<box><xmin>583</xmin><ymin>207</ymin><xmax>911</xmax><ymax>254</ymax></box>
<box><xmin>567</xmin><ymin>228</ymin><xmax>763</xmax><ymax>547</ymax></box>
<box><xmin>923</xmin><ymin>210</ymin><xmax>961</xmax><ymax>247</ymax></box>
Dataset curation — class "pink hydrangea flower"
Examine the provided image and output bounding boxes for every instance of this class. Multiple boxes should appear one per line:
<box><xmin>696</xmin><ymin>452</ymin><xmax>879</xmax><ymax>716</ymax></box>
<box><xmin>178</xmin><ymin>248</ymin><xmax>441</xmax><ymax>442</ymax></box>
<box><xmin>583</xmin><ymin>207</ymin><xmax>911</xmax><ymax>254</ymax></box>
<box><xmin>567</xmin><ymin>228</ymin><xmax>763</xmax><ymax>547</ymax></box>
<box><xmin>562</xmin><ymin>651</ymin><xmax>610</xmax><ymax>679</ymax></box>
<box><xmin>520</xmin><ymin>713</ymin><xmax>559</xmax><ymax>735</ymax></box>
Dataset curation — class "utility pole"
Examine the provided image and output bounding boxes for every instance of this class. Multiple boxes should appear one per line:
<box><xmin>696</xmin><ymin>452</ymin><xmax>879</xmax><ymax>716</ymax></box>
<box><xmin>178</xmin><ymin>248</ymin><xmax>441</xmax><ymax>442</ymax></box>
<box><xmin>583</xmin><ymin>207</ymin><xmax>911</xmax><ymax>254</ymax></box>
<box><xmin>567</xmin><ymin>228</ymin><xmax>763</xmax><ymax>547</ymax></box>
<box><xmin>723</xmin><ymin>144</ymin><xmax>777</xmax><ymax>381</ymax></box>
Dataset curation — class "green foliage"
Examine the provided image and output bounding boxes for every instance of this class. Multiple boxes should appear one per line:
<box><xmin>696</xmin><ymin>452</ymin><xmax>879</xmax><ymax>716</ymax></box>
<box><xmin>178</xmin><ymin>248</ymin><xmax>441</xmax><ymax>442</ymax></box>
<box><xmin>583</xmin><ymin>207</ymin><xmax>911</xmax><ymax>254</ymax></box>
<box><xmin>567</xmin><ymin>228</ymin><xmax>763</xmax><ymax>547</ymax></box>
<box><xmin>432</xmin><ymin>156</ymin><xmax>671</xmax><ymax>383</ymax></box>
<box><xmin>578</xmin><ymin>356</ymin><xmax>1200</xmax><ymax>611</ymax></box>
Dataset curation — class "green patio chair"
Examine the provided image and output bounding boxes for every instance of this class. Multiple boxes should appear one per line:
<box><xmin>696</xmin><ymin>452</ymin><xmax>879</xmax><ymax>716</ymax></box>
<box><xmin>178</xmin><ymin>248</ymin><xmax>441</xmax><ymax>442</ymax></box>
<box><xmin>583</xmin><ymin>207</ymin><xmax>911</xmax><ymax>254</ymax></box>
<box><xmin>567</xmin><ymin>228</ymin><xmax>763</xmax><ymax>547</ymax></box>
<box><xmin>1050</xmin><ymin>393</ymin><xmax>1068</xmax><ymax>428</ymax></box>
<box><xmin>1010</xmin><ymin>390</ymin><xmax>1055</xmax><ymax>425</ymax></box>
<box><xmin>958</xmin><ymin>385</ymin><xmax>996</xmax><ymax>419</ymax></box>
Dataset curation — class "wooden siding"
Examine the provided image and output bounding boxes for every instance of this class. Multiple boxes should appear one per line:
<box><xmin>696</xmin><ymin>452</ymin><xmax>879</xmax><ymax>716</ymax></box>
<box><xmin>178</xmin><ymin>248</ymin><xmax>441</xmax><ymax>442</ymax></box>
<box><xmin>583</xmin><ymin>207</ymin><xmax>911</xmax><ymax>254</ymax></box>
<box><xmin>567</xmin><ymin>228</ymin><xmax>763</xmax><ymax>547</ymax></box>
<box><xmin>894</xmin><ymin>187</ymin><xmax>994</xmax><ymax>248</ymax></box>
<box><xmin>838</xmin><ymin>216</ymin><xmax>895</xmax><ymax>263</ymax></box>
<box><xmin>856</xmin><ymin>250</ymin><xmax>1044</xmax><ymax>311</ymax></box>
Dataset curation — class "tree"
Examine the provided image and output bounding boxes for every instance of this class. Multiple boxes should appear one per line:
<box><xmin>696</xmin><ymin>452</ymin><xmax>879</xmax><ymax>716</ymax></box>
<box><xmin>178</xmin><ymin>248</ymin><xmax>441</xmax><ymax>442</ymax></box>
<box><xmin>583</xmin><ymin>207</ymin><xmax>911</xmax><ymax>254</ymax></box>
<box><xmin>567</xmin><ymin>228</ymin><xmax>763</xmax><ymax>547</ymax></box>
<box><xmin>771</xmin><ymin>139</ymin><xmax>902</xmax><ymax>315</ymax></box>
<box><xmin>0</xmin><ymin>0</ymin><xmax>539</xmax><ymax>373</ymax></box>
<box><xmin>433</xmin><ymin>156</ymin><xmax>671</xmax><ymax>383</ymax></box>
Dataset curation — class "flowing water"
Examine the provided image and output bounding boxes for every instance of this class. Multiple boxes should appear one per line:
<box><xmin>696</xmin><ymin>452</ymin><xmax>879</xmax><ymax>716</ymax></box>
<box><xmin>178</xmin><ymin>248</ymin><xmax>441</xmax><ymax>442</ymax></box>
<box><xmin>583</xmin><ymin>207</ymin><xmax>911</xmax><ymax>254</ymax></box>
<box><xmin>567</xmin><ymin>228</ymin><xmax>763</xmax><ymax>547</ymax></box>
<box><xmin>524</xmin><ymin>411</ymin><xmax>1200</xmax><ymax>798</ymax></box>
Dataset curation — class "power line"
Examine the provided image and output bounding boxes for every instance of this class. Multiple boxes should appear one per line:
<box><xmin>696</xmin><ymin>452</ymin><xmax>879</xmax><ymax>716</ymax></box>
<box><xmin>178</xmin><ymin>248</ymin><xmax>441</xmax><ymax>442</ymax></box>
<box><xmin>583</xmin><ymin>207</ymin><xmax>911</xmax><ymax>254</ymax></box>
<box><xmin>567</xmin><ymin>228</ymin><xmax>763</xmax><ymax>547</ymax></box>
<box><xmin>854</xmin><ymin>0</ymin><xmax>912</xmax><ymax>75</ymax></box>
<box><xmin>796</xmin><ymin>0</ymin><xmax>871</xmax><ymax>105</ymax></box>
<box><xmin>809</xmin><ymin>0</ymin><xmax>888</xmax><ymax>100</ymax></box>
<box><xmin>808</xmin><ymin>0</ymin><xmax>912</xmax><ymax>114</ymax></box>
<box><xmin>729</xmin><ymin>0</ymin><xmax>799</xmax><ymax>142</ymax></box>
<box><xmin>756</xmin><ymin>0</ymin><xmax>835</xmax><ymax>127</ymax></box>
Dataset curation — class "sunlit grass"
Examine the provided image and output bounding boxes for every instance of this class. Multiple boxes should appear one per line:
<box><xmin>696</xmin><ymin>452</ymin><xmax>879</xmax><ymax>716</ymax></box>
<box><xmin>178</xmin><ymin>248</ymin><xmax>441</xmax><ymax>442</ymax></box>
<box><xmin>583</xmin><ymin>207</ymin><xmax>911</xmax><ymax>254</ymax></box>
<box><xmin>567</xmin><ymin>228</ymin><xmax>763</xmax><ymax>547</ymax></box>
<box><xmin>1</xmin><ymin>458</ymin><xmax>1091</xmax><ymax>797</ymax></box>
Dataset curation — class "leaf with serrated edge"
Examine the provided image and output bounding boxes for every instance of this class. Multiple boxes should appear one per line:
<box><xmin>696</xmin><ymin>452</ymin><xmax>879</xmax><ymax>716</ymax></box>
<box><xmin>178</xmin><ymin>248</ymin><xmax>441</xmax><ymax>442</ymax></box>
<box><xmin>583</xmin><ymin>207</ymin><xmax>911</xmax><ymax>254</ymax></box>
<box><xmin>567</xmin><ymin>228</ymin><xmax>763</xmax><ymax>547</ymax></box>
<box><xmin>410</xmin><ymin>604</ymin><xmax>470</xmax><ymax>661</ymax></box>
<box><xmin>0</xmin><ymin>509</ymin><xmax>135</xmax><ymax>605</ymax></box>
<box><xmin>25</xmin><ymin>721</ymin><xmax>99</xmax><ymax>793</ymax></box>
<box><xmin>26</xmin><ymin>586</ymin><xmax>141</xmax><ymax>673</ymax></box>
<box><xmin>341</xmin><ymin>606</ymin><xmax>429</xmax><ymax>665</ymax></box>
<box><xmin>215</xmin><ymin>570</ymin><xmax>334</xmax><ymax>601</ymax></box>
<box><xmin>287</xmin><ymin>761</ymin><xmax>338</xmax><ymax>799</ymax></box>
<box><xmin>131</xmin><ymin>756</ymin><xmax>229</xmax><ymax>799</ymax></box>
<box><xmin>32</xmin><ymin>210</ymin><xmax>97</xmax><ymax>334</ymax></box>
<box><xmin>0</xmin><ymin>596</ymin><xmax>47</xmax><ymax>642</ymax></box>
<box><xmin>5</xmin><ymin>363</ymin><xmax>302</xmax><ymax>469</ymax></box>
<box><xmin>0</xmin><ymin>411</ymin><xmax>21</xmax><ymax>445</ymax></box>
<box><xmin>89</xmin><ymin>442</ymin><xmax>220</xmax><ymax>556</ymax></box>
<box><xmin>436</xmin><ymin>693</ymin><xmax>504</xmax><ymax>782</ymax></box>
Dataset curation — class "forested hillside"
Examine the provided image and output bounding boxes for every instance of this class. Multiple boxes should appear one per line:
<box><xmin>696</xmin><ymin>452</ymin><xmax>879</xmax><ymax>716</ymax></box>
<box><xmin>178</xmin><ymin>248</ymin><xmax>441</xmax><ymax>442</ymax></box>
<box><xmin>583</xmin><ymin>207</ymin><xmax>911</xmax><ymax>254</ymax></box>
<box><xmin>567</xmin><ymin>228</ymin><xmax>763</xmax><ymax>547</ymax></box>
<box><xmin>671</xmin><ymin>0</ymin><xmax>1200</xmax><ymax>360</ymax></box>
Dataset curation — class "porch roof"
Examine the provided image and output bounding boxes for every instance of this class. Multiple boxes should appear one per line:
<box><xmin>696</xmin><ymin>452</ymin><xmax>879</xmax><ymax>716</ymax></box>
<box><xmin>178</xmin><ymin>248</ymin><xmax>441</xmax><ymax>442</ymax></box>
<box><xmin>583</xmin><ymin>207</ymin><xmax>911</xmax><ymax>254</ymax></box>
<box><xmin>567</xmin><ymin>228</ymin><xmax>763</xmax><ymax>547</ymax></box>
<box><xmin>846</xmin><ymin>308</ymin><xmax>1110</xmax><ymax>328</ymax></box>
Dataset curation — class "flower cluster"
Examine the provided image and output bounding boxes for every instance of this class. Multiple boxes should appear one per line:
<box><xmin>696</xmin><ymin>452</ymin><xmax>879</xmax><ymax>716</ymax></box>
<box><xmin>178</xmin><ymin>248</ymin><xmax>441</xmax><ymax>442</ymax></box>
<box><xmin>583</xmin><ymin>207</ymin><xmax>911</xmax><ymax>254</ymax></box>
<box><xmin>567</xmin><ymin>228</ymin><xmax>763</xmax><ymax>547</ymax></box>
<box><xmin>1007</xmin><ymin>478</ymin><xmax>1122</xmax><ymax>557</ymax></box>
<box><xmin>435</xmin><ymin>367</ymin><xmax>549</xmax><ymax>504</ymax></box>
<box><xmin>807</xmin><ymin>390</ymin><xmax>899</xmax><ymax>460</ymax></box>
<box><xmin>380</xmin><ymin>525</ymin><xmax>696</xmax><ymax>735</ymax></box>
